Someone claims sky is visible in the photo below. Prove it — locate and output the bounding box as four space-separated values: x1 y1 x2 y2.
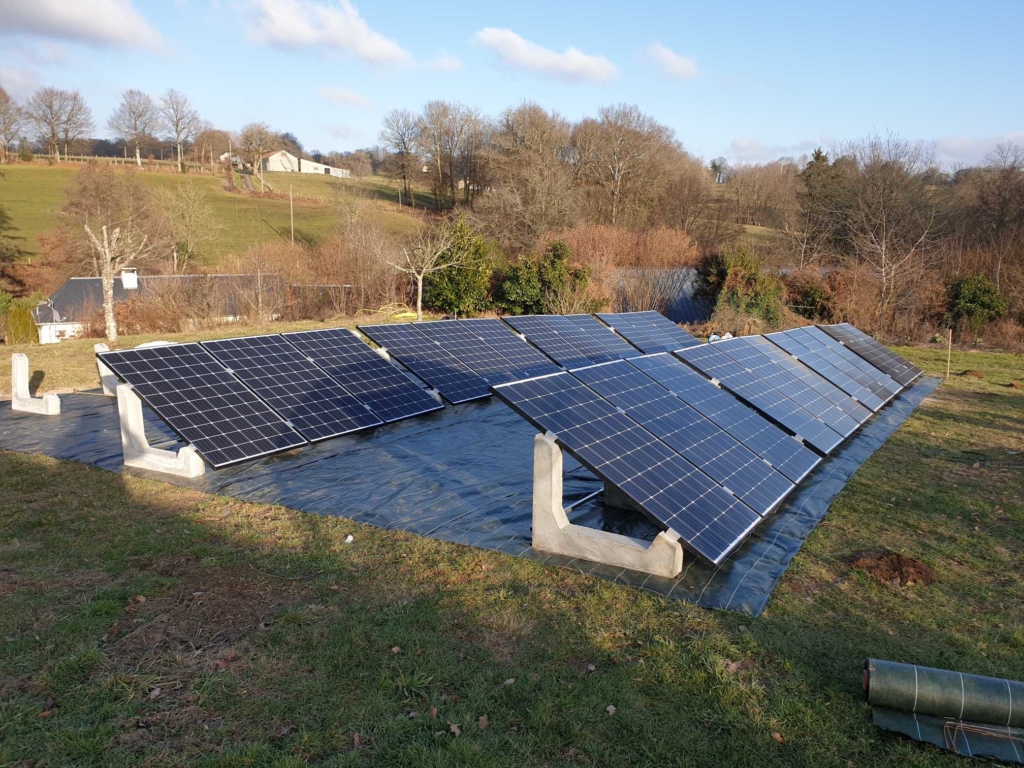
1 0 1022 167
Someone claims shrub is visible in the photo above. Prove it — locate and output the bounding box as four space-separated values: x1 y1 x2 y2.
494 241 603 315
698 244 785 328
6 304 38 344
493 259 543 315
423 218 494 316
784 270 832 321
947 275 1006 337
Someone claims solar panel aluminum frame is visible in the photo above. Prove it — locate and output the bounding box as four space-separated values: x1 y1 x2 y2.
491 371 762 567
97 342 308 469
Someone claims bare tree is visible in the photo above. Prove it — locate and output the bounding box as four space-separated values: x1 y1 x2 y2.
0 86 23 163
108 89 163 167
416 101 471 210
26 87 77 161
389 224 459 320
237 122 277 191
63 165 164 341
379 108 419 204
159 89 201 172
156 181 222 272
59 91 93 158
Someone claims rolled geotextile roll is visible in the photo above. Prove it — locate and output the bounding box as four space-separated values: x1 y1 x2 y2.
865 658 1024 727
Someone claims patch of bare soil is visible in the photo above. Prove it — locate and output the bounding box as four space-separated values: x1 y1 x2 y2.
1007 381 1024 390
959 370 985 379
851 552 936 587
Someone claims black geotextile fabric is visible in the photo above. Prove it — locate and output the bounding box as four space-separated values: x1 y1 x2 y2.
0 376 939 615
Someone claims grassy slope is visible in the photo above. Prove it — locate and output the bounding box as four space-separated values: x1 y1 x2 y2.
0 165 424 265
1 345 1022 766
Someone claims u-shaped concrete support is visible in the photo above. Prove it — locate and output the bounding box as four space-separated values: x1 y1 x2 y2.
94 343 118 396
116 384 205 477
531 432 683 577
10 353 61 415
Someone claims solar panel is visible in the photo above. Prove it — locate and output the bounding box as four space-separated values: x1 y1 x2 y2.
458 318 562 378
572 361 794 516
97 343 307 468
736 336 873 426
561 314 644 362
201 335 383 441
629 353 820 484
282 328 442 423
357 323 491 404
492 372 761 565
674 343 845 454
798 326 903 401
596 311 702 353
502 315 598 369
818 324 923 386
765 328 888 411
711 337 863 438
416 319 559 384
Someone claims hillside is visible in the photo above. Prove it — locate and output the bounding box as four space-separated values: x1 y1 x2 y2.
0 164 425 267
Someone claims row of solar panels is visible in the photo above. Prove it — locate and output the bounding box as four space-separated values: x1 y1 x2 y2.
97 312 922 567
488 322 922 566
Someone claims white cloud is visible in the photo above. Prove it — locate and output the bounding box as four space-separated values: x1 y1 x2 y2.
327 123 366 142
428 51 462 72
473 28 618 84
319 86 373 110
728 137 821 163
934 132 1024 167
2 0 163 52
0 67 43 101
646 42 699 79
248 0 413 68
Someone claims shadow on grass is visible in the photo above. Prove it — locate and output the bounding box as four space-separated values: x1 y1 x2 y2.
2 448 973 767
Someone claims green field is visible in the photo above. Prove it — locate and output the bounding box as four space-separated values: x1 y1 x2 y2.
0 164 424 266
1 338 1022 766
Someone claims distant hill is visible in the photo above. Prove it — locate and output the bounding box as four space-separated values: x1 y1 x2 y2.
0 164 426 266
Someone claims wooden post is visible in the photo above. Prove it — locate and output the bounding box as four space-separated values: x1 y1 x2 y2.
946 327 953 379
289 185 294 245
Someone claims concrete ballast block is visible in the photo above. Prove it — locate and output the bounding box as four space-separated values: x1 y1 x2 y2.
10 353 61 415
116 384 205 477
531 432 683 578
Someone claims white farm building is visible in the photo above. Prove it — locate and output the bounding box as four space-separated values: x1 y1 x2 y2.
262 151 350 178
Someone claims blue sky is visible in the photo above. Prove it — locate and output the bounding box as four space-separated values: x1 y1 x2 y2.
2 0 1022 166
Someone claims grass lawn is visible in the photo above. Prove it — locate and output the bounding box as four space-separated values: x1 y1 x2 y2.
0 165 424 265
1 345 1022 766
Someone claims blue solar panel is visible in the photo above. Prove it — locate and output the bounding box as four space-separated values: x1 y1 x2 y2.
458 319 562 379
283 328 442 423
201 335 383 441
818 323 923 386
800 326 902 400
629 353 820 484
572 361 794 516
560 314 644 362
357 323 491 404
97 343 307 468
675 343 845 454
416 319 560 384
502 315 597 369
596 311 701 353
492 372 761 565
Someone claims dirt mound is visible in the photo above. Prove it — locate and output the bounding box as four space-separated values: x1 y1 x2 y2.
1007 381 1024 390
959 370 985 379
851 552 936 587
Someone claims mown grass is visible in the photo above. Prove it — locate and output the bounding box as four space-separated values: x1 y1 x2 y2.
0 165 424 264
1 345 1022 765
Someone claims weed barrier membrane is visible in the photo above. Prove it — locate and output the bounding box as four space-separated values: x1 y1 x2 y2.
0 376 939 616
866 658 1024 762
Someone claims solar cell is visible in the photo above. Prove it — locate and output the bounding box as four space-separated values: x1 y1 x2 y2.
502 315 598 369
765 328 887 411
674 343 845 454
97 343 307 468
357 323 491 404
492 372 761 565
561 314 644 362
202 335 383 441
629 353 820 483
572 360 793 516
283 328 442 423
596 311 702 353
817 323 923 386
